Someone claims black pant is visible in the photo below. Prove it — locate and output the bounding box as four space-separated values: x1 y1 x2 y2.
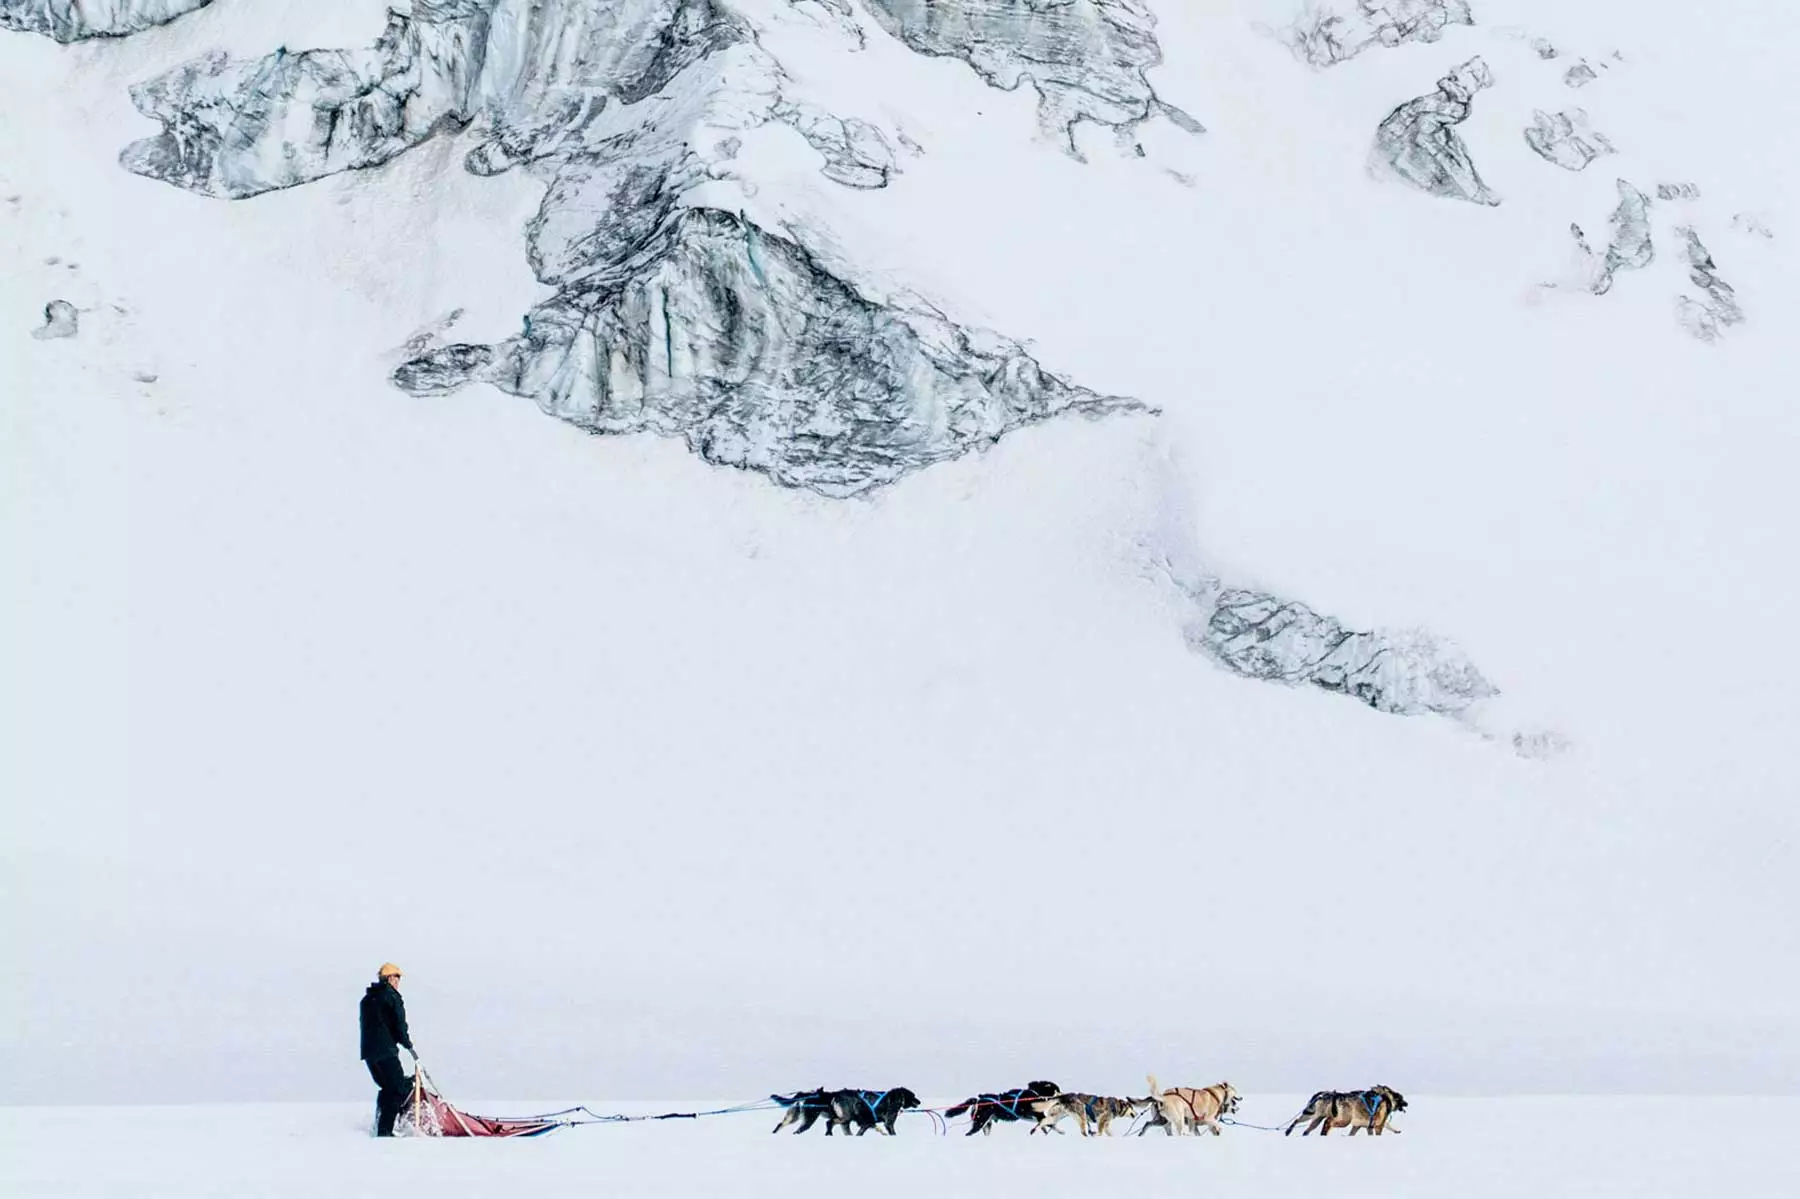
366 1055 412 1136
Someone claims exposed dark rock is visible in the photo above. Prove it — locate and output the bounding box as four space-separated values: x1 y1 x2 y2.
856 0 1202 155
1656 182 1700 201
1370 56 1499 205
0 0 210 42
1524 108 1614 171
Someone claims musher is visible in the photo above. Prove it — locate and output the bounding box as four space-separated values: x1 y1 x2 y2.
359 962 419 1136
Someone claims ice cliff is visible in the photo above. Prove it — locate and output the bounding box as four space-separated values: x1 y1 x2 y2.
1191 587 1496 717
1273 0 1473 69
0 0 209 42
114 0 1127 496
855 0 1203 154
1371 56 1499 205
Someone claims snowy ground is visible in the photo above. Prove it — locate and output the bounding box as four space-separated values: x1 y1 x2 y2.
5 1097 1796 1199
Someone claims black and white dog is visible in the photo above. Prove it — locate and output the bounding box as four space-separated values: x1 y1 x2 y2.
770 1089 832 1135
772 1087 922 1136
824 1087 922 1136
944 1081 1061 1136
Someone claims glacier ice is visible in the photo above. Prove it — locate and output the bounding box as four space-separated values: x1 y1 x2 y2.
1273 0 1474 70
1674 226 1744 342
396 206 1144 495
1562 179 1654 296
1183 585 1496 717
114 0 1135 494
120 4 491 198
1370 56 1499 206
0 0 210 42
1732 212 1774 239
30 299 79 339
1524 109 1615 172
855 0 1202 155
65 0 1495 719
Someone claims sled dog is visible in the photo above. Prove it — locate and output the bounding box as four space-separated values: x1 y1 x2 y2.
1028 1093 1153 1136
770 1089 832 1135
823 1087 922 1136
1284 1086 1406 1136
1140 1076 1239 1136
944 1081 1061 1135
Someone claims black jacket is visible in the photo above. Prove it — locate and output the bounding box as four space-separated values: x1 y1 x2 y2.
359 981 413 1061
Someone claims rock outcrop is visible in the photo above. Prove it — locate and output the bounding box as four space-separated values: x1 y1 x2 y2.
1371 56 1499 205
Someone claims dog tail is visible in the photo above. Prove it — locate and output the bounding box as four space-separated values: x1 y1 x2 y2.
1146 1074 1161 1097
944 1100 973 1119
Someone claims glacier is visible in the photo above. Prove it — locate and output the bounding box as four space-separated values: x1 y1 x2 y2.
1370 55 1499 205
9 0 1503 721
854 0 1204 155
0 0 210 42
1272 0 1473 69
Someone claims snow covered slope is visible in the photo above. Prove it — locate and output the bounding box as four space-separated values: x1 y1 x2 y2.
3 0 1796 1108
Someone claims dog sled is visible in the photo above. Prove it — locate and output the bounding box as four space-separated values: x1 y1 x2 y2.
398 1068 562 1138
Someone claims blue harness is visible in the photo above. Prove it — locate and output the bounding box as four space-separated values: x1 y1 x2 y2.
988 1090 1030 1118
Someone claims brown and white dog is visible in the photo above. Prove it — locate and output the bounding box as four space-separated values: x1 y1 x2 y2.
1140 1076 1240 1136
1027 1093 1154 1136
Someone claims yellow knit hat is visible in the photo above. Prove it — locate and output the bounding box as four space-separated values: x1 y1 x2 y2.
378 962 403 978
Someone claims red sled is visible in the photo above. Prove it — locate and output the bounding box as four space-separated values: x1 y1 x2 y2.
400 1068 562 1138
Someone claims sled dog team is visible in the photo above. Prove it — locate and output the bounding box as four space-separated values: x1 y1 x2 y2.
771 1077 1407 1137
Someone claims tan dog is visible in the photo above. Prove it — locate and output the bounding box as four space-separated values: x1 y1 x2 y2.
1141 1076 1239 1136
1284 1086 1407 1136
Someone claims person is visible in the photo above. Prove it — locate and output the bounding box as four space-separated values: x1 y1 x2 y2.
359 962 419 1136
